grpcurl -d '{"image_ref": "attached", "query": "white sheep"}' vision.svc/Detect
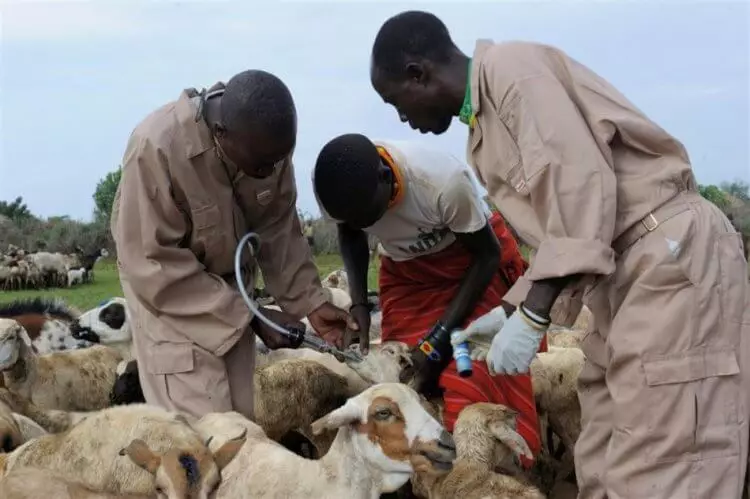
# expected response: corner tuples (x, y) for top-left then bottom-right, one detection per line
(1, 403), (246, 498)
(67, 267), (87, 287)
(0, 468), (152, 499)
(0, 318), (123, 411)
(73, 297), (133, 361)
(194, 382), (456, 499)
(410, 402), (545, 499)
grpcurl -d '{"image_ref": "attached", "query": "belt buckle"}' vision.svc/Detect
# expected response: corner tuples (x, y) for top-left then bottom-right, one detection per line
(642, 213), (658, 232)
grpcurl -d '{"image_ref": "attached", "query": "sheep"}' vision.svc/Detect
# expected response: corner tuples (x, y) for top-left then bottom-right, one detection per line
(109, 352), (402, 459)
(322, 286), (353, 310)
(72, 297), (133, 361)
(529, 346), (584, 481)
(194, 382), (457, 499)
(67, 267), (87, 287)
(0, 387), (85, 435)
(28, 251), (68, 288)
(1, 403), (246, 497)
(0, 468), (153, 499)
(322, 268), (350, 293)
(410, 402), (545, 499)
(0, 318), (122, 411)
(0, 394), (24, 453)
(0, 297), (92, 354)
(545, 327), (585, 349)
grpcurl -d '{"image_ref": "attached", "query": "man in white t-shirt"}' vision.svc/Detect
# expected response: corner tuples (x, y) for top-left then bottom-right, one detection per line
(312, 134), (546, 458)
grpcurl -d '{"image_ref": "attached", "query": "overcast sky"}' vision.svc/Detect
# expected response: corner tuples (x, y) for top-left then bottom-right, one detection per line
(1, 0), (748, 221)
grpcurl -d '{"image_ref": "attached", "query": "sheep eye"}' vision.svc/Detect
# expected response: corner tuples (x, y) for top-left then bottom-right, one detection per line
(373, 408), (392, 420)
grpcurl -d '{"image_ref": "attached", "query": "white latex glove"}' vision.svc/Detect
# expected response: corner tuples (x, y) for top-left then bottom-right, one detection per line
(450, 306), (508, 362)
(486, 308), (547, 376)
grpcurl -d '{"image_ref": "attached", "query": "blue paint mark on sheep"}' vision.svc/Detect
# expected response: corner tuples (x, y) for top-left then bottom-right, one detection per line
(179, 454), (200, 487)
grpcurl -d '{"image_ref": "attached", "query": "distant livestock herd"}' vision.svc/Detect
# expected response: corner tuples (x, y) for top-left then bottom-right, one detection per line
(0, 245), (109, 291)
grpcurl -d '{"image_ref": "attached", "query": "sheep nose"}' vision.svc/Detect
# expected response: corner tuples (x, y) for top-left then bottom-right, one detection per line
(1, 433), (17, 452)
(438, 430), (455, 451)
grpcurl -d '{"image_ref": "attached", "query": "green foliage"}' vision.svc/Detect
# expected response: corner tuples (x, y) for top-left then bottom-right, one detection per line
(698, 184), (730, 211)
(0, 196), (34, 222)
(720, 179), (750, 202)
(93, 166), (122, 224)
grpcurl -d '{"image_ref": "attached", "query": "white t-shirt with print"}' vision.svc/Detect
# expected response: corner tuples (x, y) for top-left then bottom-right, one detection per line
(313, 139), (491, 262)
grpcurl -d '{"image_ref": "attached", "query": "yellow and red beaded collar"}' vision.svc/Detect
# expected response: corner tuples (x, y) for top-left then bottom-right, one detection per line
(376, 145), (406, 208)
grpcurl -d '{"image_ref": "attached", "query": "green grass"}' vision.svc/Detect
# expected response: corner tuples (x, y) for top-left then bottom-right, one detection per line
(0, 254), (378, 311)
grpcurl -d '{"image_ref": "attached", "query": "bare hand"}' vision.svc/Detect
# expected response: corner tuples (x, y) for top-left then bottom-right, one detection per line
(308, 302), (359, 349)
(344, 304), (371, 354)
(251, 307), (306, 350)
(399, 346), (448, 399)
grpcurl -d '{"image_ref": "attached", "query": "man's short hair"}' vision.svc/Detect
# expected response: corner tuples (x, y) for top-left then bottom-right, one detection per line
(371, 10), (457, 78)
(314, 133), (382, 221)
(221, 69), (296, 137)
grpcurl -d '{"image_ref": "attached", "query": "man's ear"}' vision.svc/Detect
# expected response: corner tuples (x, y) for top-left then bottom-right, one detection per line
(405, 62), (425, 82)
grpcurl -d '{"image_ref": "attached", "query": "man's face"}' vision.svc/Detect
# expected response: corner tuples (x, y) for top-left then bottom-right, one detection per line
(370, 63), (454, 135)
(216, 124), (296, 179)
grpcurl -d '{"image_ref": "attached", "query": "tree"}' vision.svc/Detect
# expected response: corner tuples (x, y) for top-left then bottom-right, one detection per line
(698, 184), (730, 211)
(720, 179), (750, 202)
(0, 196), (33, 222)
(93, 166), (122, 224)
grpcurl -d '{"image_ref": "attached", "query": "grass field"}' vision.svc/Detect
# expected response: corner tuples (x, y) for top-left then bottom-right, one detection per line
(0, 254), (378, 311)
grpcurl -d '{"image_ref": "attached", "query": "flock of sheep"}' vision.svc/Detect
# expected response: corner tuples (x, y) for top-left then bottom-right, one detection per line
(0, 269), (589, 498)
(0, 244), (110, 291)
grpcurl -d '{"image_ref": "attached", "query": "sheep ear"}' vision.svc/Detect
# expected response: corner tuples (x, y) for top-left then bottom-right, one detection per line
(120, 439), (161, 474)
(212, 429), (247, 471)
(16, 326), (32, 348)
(310, 401), (361, 435)
(489, 421), (533, 461)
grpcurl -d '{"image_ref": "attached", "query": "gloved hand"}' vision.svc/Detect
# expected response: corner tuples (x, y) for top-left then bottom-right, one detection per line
(450, 305), (509, 362)
(486, 305), (548, 376)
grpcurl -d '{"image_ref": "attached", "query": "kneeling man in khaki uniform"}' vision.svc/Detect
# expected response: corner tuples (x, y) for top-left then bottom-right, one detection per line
(111, 69), (357, 420)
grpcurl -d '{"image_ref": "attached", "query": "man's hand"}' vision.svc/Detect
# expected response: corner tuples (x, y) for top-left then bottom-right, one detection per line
(485, 305), (548, 376)
(251, 307), (306, 350)
(344, 303), (371, 354)
(308, 302), (359, 349)
(399, 324), (453, 397)
(399, 345), (449, 398)
(450, 305), (509, 361)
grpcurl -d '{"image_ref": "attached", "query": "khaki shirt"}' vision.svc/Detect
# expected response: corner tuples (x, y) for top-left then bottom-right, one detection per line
(111, 84), (327, 357)
(466, 40), (697, 303)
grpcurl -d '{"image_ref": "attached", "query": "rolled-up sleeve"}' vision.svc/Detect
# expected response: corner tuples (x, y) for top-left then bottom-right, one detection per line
(112, 134), (250, 357)
(254, 156), (327, 319)
(502, 74), (618, 281)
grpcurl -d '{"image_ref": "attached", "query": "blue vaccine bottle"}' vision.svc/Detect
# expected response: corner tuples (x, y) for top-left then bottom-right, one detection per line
(451, 331), (473, 377)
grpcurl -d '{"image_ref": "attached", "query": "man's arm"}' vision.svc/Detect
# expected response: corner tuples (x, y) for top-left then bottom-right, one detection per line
(253, 156), (328, 319)
(337, 223), (370, 308)
(492, 65), (618, 319)
(425, 169), (501, 347)
(439, 225), (500, 332)
(112, 134), (250, 357)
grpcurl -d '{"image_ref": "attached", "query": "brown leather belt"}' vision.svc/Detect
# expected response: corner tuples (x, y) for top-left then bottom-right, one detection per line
(612, 193), (698, 255)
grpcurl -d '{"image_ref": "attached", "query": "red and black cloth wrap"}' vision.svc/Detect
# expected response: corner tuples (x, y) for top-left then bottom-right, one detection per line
(379, 213), (547, 467)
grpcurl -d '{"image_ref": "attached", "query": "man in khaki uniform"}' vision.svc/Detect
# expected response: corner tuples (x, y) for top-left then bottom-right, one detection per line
(370, 11), (750, 498)
(111, 69), (357, 421)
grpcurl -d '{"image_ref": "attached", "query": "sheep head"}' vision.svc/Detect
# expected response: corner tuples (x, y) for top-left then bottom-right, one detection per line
(310, 382), (456, 494)
(118, 429), (247, 499)
(453, 402), (533, 470)
(0, 319), (31, 371)
(347, 341), (413, 384)
(73, 297), (131, 344)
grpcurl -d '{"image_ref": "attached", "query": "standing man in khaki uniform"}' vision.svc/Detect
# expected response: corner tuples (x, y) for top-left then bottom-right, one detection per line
(111, 69), (357, 421)
(370, 11), (749, 498)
